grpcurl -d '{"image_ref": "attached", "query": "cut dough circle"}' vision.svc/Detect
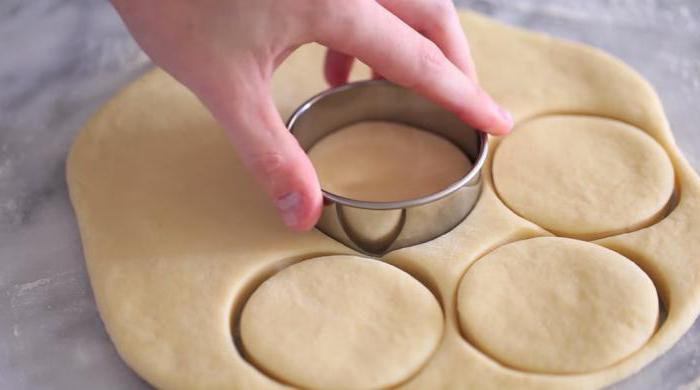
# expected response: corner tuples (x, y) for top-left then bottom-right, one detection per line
(308, 121), (472, 202)
(240, 255), (443, 390)
(492, 115), (674, 239)
(457, 237), (659, 374)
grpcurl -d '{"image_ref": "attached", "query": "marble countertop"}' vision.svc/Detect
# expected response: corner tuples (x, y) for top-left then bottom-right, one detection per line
(1, 0), (699, 389)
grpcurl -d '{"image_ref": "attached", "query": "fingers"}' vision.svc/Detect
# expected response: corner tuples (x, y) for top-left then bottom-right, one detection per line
(315, 0), (512, 134)
(323, 0), (477, 84)
(324, 49), (384, 85)
(377, 0), (478, 81)
(324, 49), (354, 87)
(197, 72), (323, 231)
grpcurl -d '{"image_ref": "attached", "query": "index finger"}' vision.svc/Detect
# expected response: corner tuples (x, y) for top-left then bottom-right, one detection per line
(314, 0), (512, 134)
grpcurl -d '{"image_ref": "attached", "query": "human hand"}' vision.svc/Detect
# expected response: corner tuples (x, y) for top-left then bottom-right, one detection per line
(111, 0), (513, 231)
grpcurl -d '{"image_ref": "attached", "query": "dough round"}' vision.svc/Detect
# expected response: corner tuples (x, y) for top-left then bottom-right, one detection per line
(240, 255), (443, 389)
(457, 237), (658, 374)
(492, 115), (674, 239)
(308, 121), (472, 202)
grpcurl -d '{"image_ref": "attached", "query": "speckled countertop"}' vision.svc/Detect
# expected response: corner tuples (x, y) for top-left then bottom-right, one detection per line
(1, 1), (699, 389)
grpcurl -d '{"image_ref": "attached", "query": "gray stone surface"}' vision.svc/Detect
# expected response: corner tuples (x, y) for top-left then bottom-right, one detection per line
(0, 0), (698, 388)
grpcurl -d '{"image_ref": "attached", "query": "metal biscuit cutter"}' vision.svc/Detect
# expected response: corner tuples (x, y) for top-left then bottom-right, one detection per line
(288, 80), (487, 256)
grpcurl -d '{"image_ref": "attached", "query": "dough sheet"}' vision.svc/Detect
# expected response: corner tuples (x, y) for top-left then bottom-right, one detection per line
(67, 11), (700, 390)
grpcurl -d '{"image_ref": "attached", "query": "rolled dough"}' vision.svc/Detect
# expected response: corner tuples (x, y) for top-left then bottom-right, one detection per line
(67, 10), (700, 390)
(240, 255), (443, 390)
(457, 237), (658, 374)
(308, 121), (471, 202)
(492, 115), (675, 240)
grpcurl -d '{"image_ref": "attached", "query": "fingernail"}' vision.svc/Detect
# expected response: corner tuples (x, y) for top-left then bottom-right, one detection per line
(498, 106), (513, 123)
(275, 192), (301, 227)
(498, 106), (513, 126)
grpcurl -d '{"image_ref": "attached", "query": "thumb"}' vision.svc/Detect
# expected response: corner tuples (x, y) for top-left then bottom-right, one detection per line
(198, 74), (323, 231)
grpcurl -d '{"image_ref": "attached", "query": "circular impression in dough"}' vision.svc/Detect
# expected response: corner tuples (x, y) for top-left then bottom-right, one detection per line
(239, 255), (443, 389)
(308, 121), (472, 202)
(457, 237), (659, 374)
(492, 115), (674, 240)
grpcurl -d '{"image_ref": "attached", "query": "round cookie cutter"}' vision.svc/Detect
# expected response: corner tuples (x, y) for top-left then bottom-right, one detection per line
(287, 80), (487, 255)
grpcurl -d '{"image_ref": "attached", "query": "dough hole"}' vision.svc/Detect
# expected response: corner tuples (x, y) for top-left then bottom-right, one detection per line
(456, 237), (659, 375)
(239, 255), (444, 389)
(492, 115), (675, 240)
